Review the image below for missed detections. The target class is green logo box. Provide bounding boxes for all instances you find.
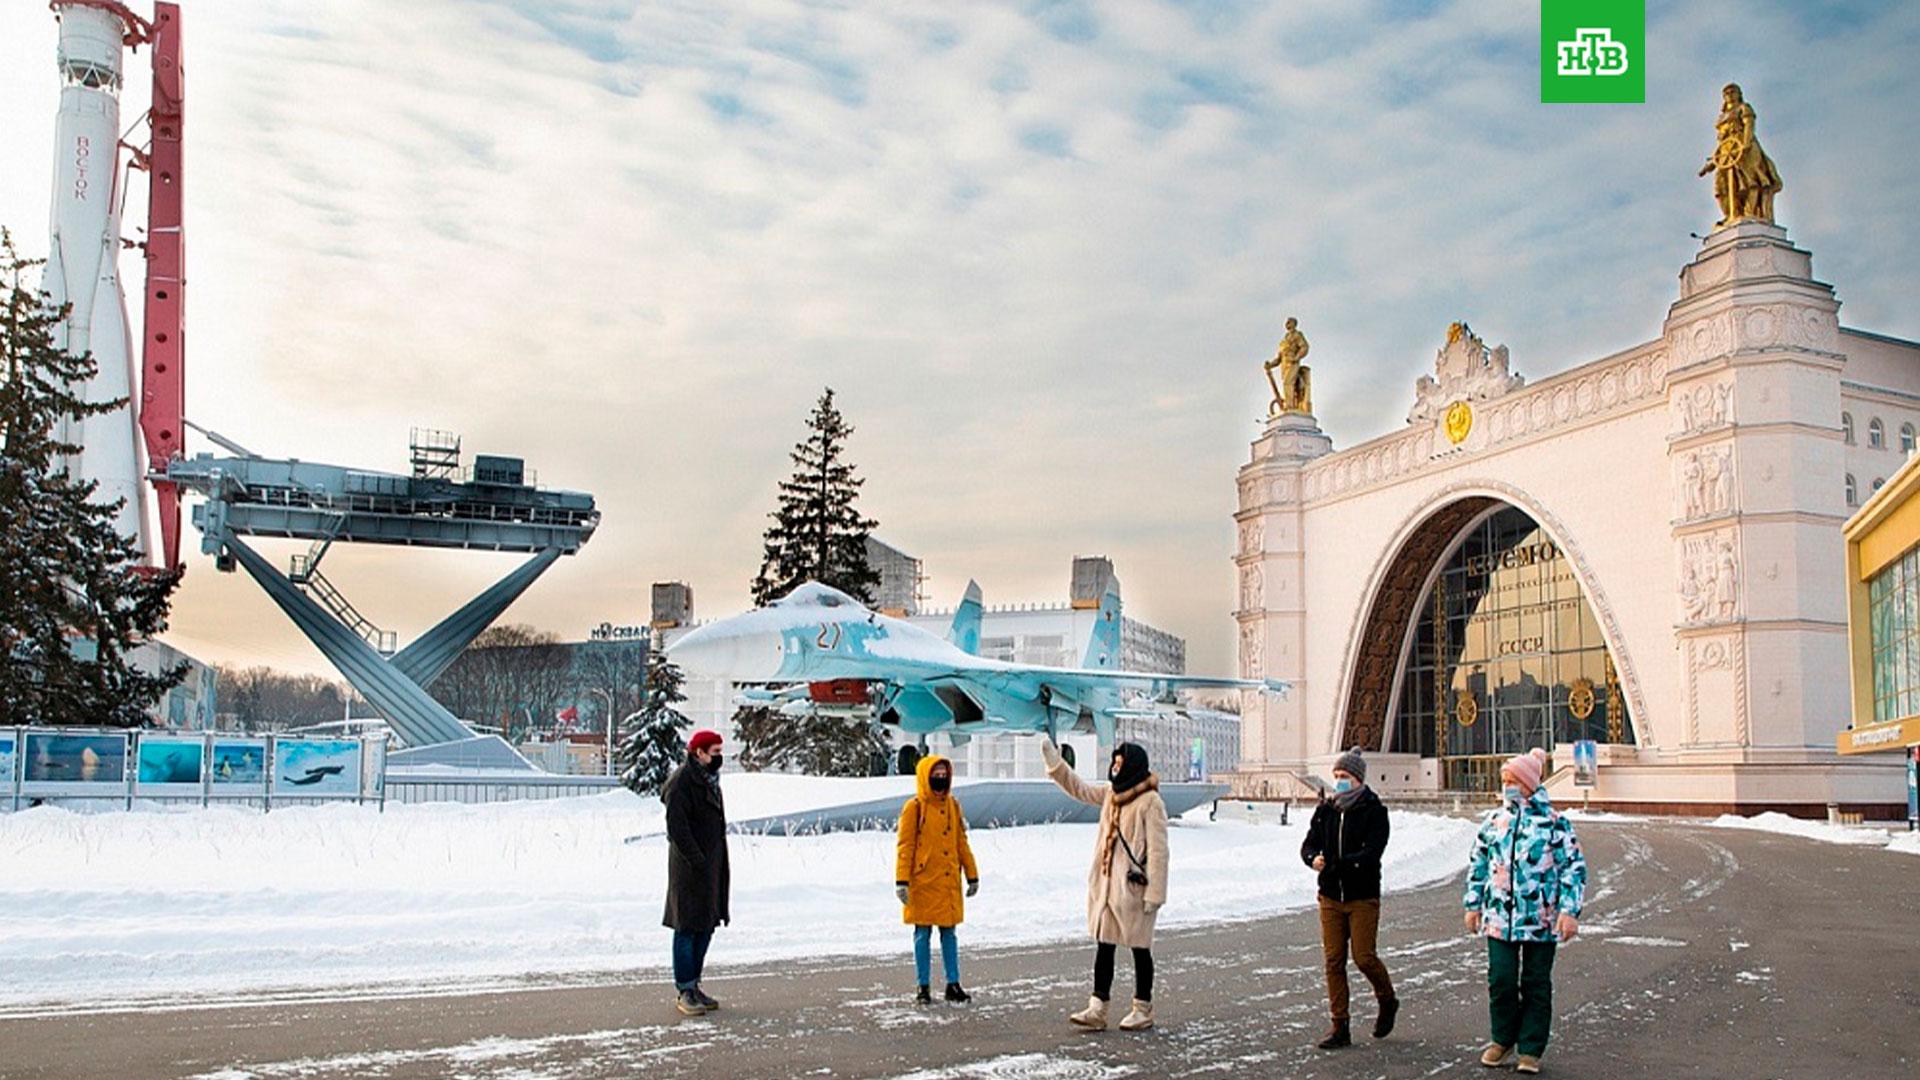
[1542,0,1645,103]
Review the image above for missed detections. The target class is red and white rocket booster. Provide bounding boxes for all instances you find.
[46,1,150,557]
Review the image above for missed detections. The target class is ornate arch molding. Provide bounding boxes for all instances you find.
[1332,480,1650,754]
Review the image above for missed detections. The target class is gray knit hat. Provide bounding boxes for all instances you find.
[1333,748,1367,784]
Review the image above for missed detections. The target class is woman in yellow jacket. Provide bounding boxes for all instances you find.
[895,754,979,1005]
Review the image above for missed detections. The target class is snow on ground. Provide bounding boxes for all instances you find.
[0,776,1477,1009]
[1706,811,1893,847]
[1888,830,1920,857]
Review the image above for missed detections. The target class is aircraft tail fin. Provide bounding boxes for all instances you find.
[949,579,983,655]
[1082,580,1122,669]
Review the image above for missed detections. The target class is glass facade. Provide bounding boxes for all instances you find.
[1392,507,1633,763]
[1867,544,1920,724]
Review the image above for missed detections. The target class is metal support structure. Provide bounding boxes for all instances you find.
[219,532,565,748]
[137,1,186,571]
[388,546,562,686]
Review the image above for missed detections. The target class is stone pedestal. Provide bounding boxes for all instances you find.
[1234,412,1332,770]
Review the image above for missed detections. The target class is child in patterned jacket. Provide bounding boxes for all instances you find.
[1463,748,1587,1075]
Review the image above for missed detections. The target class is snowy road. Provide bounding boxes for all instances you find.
[4,816,1917,1078]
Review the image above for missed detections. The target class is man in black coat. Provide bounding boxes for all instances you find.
[1300,748,1397,1050]
[664,729,730,1016]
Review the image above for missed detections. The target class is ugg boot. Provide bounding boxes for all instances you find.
[1480,1043,1512,1068]
[1316,1019,1351,1049]
[1069,995,1110,1029]
[1118,999,1154,1031]
[1516,1055,1541,1074]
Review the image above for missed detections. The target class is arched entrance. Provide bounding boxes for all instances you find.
[1344,501,1637,791]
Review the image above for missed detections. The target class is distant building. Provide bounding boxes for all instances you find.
[651,582,694,629]
[866,536,925,616]
[519,731,613,776]
[65,636,216,729]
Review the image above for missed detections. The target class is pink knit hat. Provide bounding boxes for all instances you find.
[1502,747,1549,796]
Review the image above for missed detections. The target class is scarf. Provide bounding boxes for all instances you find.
[1332,781,1367,811]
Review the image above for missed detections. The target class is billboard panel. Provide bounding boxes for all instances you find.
[20,730,129,797]
[135,734,206,797]
[209,738,269,795]
[270,738,362,797]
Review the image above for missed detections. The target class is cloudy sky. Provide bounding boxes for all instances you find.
[3,0,1917,678]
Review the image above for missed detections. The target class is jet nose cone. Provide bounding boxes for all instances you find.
[667,619,786,681]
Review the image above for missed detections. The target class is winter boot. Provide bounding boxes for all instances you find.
[1480,1043,1512,1068]
[694,986,720,1011]
[675,990,707,1017]
[1118,999,1154,1031]
[914,985,932,1006]
[1516,1055,1541,1074]
[1316,1020,1351,1050]
[1069,995,1110,1030]
[944,983,972,1004]
[1372,996,1399,1038]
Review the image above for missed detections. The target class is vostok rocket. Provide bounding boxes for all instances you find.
[44,1,188,570]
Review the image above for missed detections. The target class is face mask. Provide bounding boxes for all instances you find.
[704,754,724,774]
[929,775,950,793]
[1334,778,1353,794]
[1502,784,1524,803]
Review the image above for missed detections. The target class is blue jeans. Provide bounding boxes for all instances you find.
[672,929,714,991]
[913,925,960,986]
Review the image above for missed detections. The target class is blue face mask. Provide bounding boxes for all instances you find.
[1502,784,1525,803]
[1333,778,1354,794]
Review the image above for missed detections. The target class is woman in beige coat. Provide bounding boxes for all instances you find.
[1042,738,1170,1032]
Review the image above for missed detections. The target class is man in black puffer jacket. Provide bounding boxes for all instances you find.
[1299,748,1397,1050]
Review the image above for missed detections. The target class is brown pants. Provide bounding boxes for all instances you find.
[1319,896,1395,1021]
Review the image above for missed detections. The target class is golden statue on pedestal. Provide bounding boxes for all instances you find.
[1699,83,1783,227]
[1264,316,1312,417]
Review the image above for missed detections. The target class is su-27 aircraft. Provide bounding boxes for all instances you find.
[667,580,1289,749]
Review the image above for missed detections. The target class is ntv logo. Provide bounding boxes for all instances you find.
[1541,1,1644,103]
[1556,28,1629,77]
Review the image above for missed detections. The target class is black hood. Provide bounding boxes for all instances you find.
[1110,742,1150,793]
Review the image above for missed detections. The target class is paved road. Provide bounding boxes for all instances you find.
[3,819,1916,1079]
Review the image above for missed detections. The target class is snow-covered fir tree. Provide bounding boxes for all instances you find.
[0,229,184,726]
[750,387,881,607]
[733,703,889,777]
[618,639,691,796]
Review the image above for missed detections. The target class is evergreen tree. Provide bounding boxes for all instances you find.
[0,229,184,726]
[618,638,691,796]
[733,702,888,777]
[751,387,881,606]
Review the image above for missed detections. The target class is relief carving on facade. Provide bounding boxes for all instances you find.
[1676,445,1736,520]
[1672,379,1734,435]
[1239,565,1264,612]
[1678,529,1741,624]
[1238,519,1264,556]
[1239,622,1264,679]
[1685,633,1749,746]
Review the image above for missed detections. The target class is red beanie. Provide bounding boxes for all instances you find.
[688,729,724,754]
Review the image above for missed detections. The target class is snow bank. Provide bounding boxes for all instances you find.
[0,776,1477,1009]
[1707,811,1891,847]
[1887,830,1920,857]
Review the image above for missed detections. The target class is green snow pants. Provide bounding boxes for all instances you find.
[1487,937,1557,1057]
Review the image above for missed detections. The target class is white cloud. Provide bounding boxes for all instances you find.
[1,0,1916,678]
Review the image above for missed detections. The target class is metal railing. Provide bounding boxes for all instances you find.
[300,569,397,655]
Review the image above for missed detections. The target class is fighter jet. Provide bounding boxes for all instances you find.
[668,580,1287,748]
